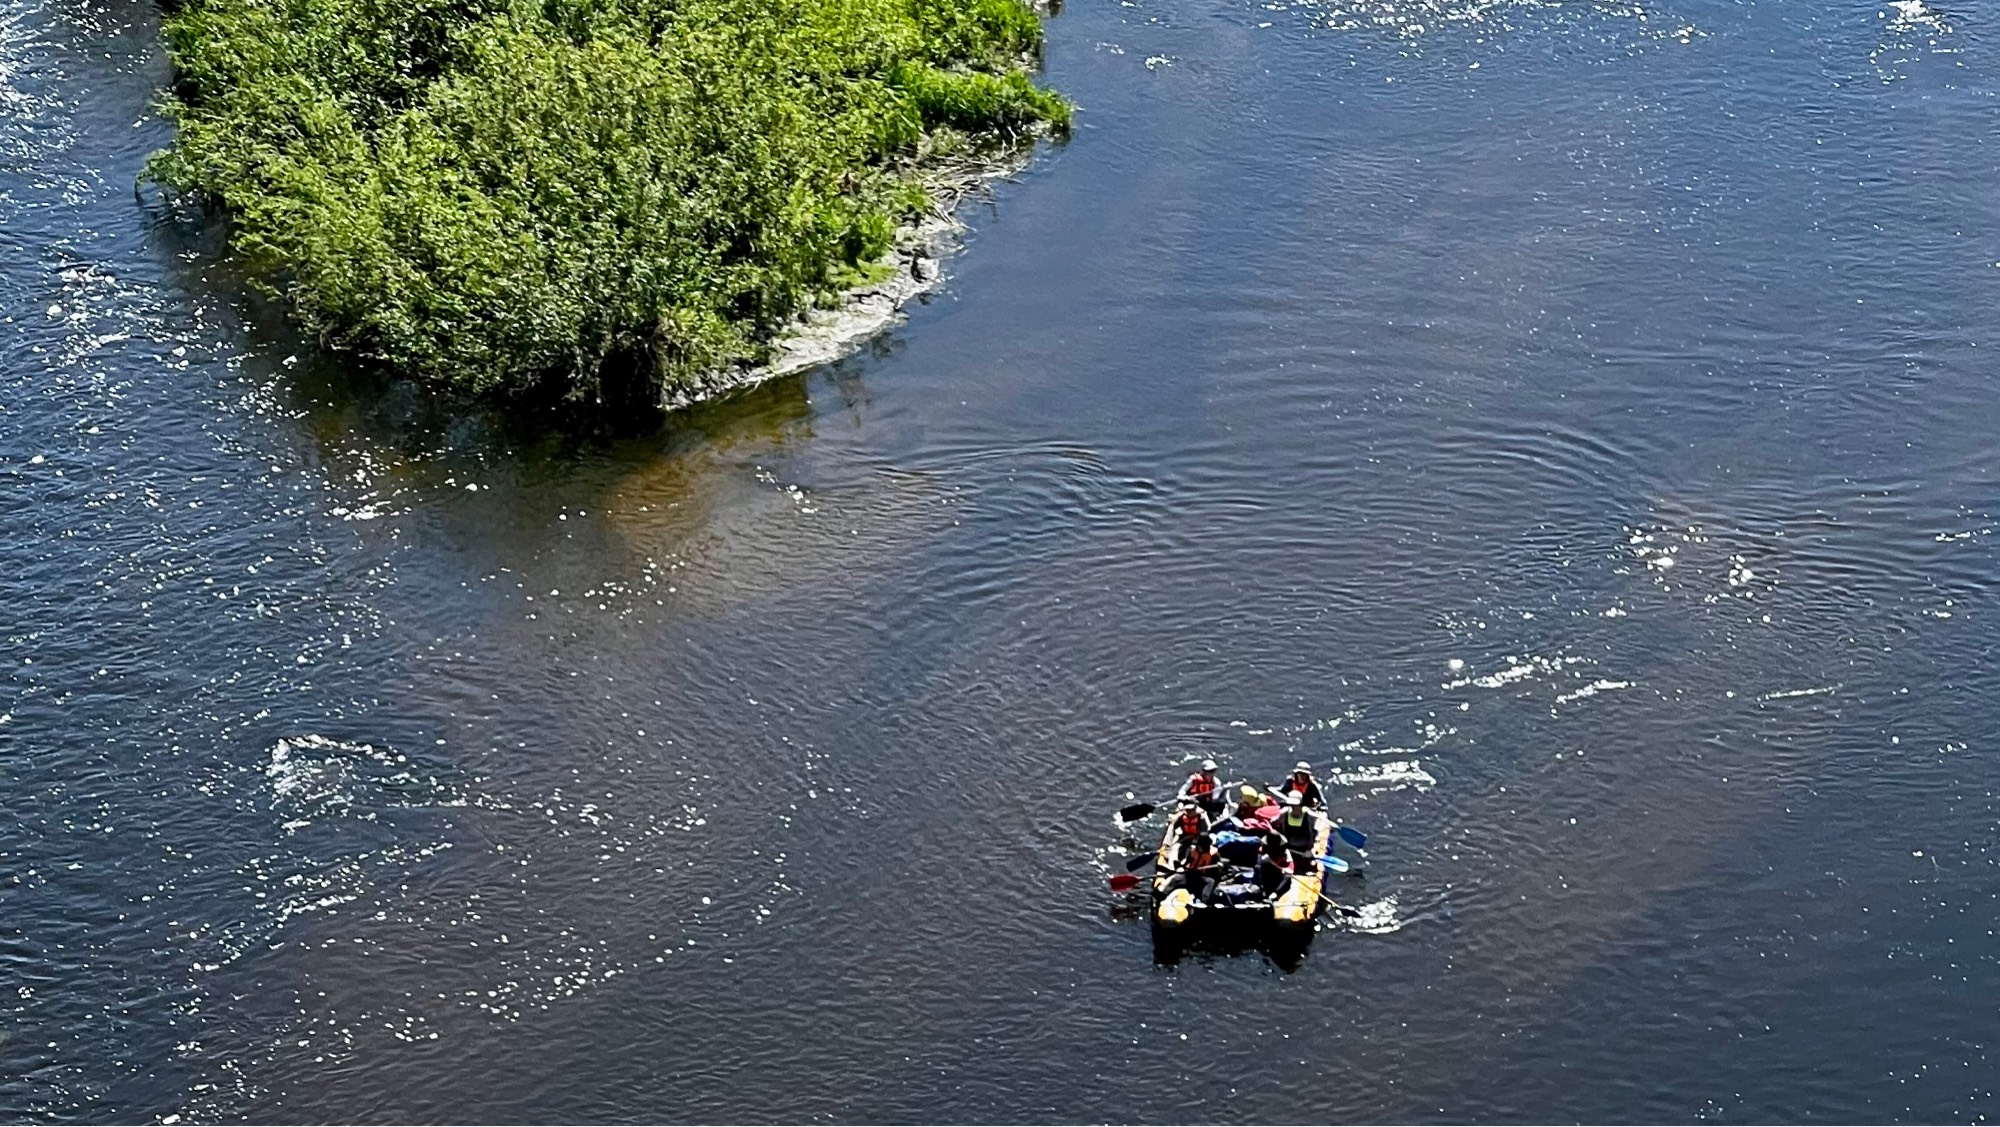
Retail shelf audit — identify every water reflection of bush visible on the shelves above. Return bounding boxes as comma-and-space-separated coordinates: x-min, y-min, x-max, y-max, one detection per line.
145, 201, 963, 638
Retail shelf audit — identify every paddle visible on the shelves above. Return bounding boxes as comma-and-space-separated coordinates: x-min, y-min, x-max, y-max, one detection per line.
1309, 884, 1364, 919
1120, 777, 1247, 826
1107, 864, 1196, 893
1112, 855, 1230, 893
1318, 853, 1350, 875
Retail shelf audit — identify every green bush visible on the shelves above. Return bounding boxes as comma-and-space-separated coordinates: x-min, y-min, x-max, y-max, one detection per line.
891, 60, 1071, 132
148, 0, 1068, 400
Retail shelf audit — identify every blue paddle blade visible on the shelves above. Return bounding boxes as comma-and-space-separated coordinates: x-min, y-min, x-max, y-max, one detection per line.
1337, 825, 1367, 849
1318, 854, 1350, 875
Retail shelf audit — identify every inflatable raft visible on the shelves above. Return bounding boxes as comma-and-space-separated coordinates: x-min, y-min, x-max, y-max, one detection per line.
1150, 806, 1332, 935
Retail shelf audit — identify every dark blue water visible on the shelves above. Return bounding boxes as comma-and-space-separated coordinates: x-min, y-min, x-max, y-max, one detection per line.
3, 0, 1997, 1120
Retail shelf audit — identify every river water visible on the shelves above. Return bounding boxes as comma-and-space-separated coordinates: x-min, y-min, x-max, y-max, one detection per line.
3, 0, 1997, 1120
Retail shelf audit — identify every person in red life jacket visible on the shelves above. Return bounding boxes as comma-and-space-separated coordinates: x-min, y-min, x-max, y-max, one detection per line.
1254, 832, 1294, 899
1163, 833, 1224, 904
1274, 760, 1325, 811
1170, 801, 1210, 863
1176, 758, 1227, 818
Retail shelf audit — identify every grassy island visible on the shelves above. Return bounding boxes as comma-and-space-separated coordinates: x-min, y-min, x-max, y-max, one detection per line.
148, 0, 1068, 402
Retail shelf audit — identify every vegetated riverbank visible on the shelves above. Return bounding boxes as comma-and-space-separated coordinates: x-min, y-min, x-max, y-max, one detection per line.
658, 141, 1038, 411
146, 0, 1069, 409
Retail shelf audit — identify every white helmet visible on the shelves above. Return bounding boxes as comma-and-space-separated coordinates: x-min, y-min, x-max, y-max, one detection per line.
1294, 760, 1313, 773
1201, 758, 1218, 772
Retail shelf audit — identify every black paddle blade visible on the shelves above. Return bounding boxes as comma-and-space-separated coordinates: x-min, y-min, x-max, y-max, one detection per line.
1117, 802, 1156, 824
1124, 853, 1155, 872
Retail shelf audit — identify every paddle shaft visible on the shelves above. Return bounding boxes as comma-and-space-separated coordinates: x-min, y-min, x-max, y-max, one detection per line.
1311, 884, 1363, 919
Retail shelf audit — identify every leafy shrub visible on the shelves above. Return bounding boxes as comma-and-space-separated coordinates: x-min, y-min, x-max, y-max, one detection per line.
148, 0, 1068, 400
891, 60, 1071, 132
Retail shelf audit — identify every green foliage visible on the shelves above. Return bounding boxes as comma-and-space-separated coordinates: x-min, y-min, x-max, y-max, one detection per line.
891, 60, 1071, 132
148, 0, 1068, 400
912, 0, 1044, 65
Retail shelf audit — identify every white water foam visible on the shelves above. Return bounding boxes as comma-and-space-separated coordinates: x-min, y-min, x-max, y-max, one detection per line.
1327, 759, 1438, 794
1553, 678, 1632, 707
1871, 0, 1956, 82
1758, 685, 1837, 702
1234, 0, 1703, 43
1441, 652, 1587, 691
1345, 895, 1403, 934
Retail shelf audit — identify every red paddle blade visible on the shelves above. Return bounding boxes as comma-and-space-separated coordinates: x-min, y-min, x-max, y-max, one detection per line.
1108, 873, 1142, 893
